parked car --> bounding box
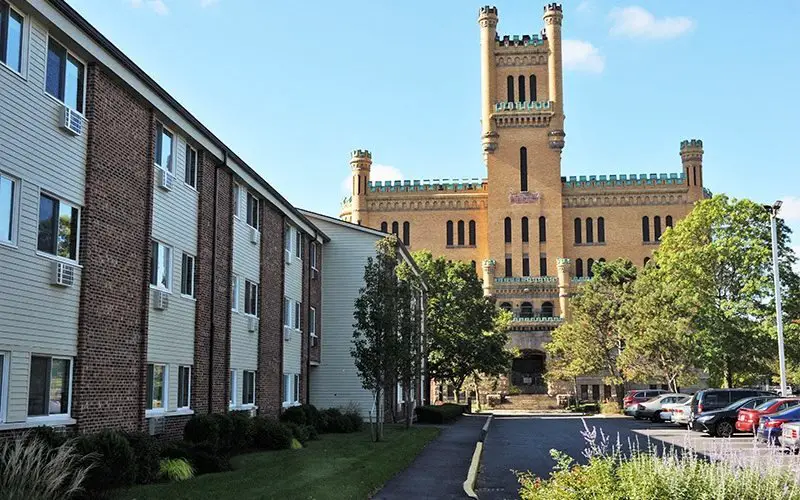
[757,406,800,445]
[690,395,774,437]
[633,394,691,422]
[669,400,692,426]
[688,389,775,427]
[779,421,800,452]
[736,398,800,434]
[623,389,667,409]
[658,398,691,422]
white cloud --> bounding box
[129,0,168,15]
[340,164,405,195]
[576,1,593,14]
[779,196,800,222]
[563,40,605,73]
[200,0,219,7]
[609,6,694,39]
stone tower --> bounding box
[680,139,705,202]
[349,149,372,226]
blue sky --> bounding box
[68,0,799,255]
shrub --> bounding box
[228,411,254,451]
[159,458,195,482]
[301,404,321,430]
[600,401,621,415]
[290,438,303,450]
[251,417,293,450]
[284,422,310,444]
[75,429,136,493]
[25,425,68,450]
[124,432,162,485]
[318,408,342,433]
[0,434,93,500]
[161,441,231,475]
[183,414,220,447]
[303,424,319,441]
[414,403,463,424]
[280,406,307,426]
[343,409,363,432]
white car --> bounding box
[634,393,691,422]
[658,398,689,422]
[665,400,691,426]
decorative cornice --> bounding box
[367,197,488,212]
[563,192,687,208]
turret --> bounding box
[349,149,372,226]
[482,258,497,297]
[557,257,571,321]
[478,6,499,158]
[680,139,704,201]
[543,3,565,151]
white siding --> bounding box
[0,15,88,425]
[283,226,303,378]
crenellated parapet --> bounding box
[368,178,488,194]
[562,172,686,189]
[495,33,547,47]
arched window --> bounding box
[587,258,595,278]
[507,75,514,102]
[654,216,662,241]
[521,217,529,243]
[402,221,410,246]
[597,217,605,243]
[575,258,584,278]
[518,75,526,102]
[574,218,582,244]
[644,257,651,267]
[519,147,528,192]
[541,301,554,317]
[391,221,399,236]
[586,217,594,244]
[504,217,512,243]
[468,220,476,246]
[642,216,650,242]
[380,222,388,233]
[522,255,530,276]
[693,166,697,186]
[666,215,673,229]
[446,221,453,246]
[520,302,533,317]
[457,220,465,246]
[540,256,547,277]
[529,74,537,101]
[539,216,546,242]
[500,302,512,312]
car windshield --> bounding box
[755,399,780,411]
[723,397,756,411]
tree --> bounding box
[546,259,637,405]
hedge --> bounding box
[414,403,463,424]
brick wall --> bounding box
[309,240,322,365]
[257,203,284,417]
[73,64,153,433]
[300,236,310,403]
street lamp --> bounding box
[764,200,786,396]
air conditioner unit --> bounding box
[59,105,83,136]
[51,261,76,287]
[248,316,258,332]
[283,326,292,341]
[152,290,169,310]
[148,416,165,436]
[250,226,259,245]
[158,168,174,191]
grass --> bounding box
[117,425,439,500]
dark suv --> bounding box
[688,389,776,427]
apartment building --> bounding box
[0,0,326,438]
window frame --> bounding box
[177,365,191,410]
[44,35,85,113]
[0,352,7,423]
[0,1,25,75]
[145,363,168,414]
[184,144,198,189]
[180,253,196,298]
[150,240,173,292]
[310,242,318,271]
[309,306,317,338]
[244,279,259,317]
[36,191,80,263]
[246,191,260,230]
[242,370,256,406]
[0,171,19,247]
[293,374,300,403]
[229,369,237,408]
[283,374,292,406]
[295,230,302,259]
[232,183,241,218]
[293,300,301,331]
[284,226,292,263]
[231,274,240,312]
[27,355,73,420]
[154,122,175,173]
[284,297,292,328]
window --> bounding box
[504,217,511,243]
[457,220,465,246]
[232,184,241,218]
[666,215,673,229]
[145,363,166,411]
[380,222,388,233]
[446,221,453,246]
[309,307,317,340]
[540,256,547,277]
[293,374,300,403]
[521,302,533,317]
[244,280,259,317]
[519,147,528,191]
[521,217,529,243]
[246,192,259,230]
[586,218,593,244]
[150,241,172,291]
[284,298,291,328]
[506,75,514,102]
[28,356,71,417]
[177,366,191,409]
[180,253,195,298]
[538,216,546,242]
[283,374,293,405]
[231,275,240,311]
[229,369,237,407]
[587,258,595,278]
[573,218,582,244]
[1,1,23,73]
[541,301,554,317]
[597,217,605,243]
[38,193,79,260]
[184,145,197,188]
[0,173,16,244]
[310,242,319,271]
[500,302,512,312]
[522,255,530,277]
[294,301,301,330]
[243,370,255,406]
[504,257,512,277]
[642,216,650,242]
[529,74,537,101]
[518,75,526,102]
[644,257,651,267]
[295,230,302,259]
[402,221,410,246]
[468,221,476,246]
[391,221,399,236]
[575,258,584,278]
[45,37,84,113]
[654,216,662,240]
[154,123,174,172]
[284,226,292,261]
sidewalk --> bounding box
[373,414,488,500]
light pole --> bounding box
[765,200,786,396]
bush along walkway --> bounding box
[373,414,488,500]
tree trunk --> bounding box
[474,374,482,411]
[616,384,625,409]
[724,358,733,388]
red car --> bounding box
[735,398,800,434]
[623,389,667,409]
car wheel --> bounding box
[650,413,660,423]
[717,421,734,438]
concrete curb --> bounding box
[463,414,493,499]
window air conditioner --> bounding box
[60,105,84,136]
[158,168,174,191]
[152,290,169,310]
[250,226,259,244]
[51,261,76,287]
[248,316,258,332]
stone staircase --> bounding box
[493,393,562,411]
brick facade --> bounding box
[309,240,323,366]
[73,64,154,433]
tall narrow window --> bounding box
[468,220,476,246]
[177,366,191,409]
[518,75,526,102]
[504,217,511,243]
[231,275,240,312]
[519,147,528,192]
[243,370,256,406]
[597,217,605,243]
[232,184,241,218]
[539,255,547,277]
[0,174,15,244]
[574,218,582,244]
[145,363,166,411]
[507,75,514,102]
[446,221,453,246]
[693,166,697,186]
[380,221,388,233]
[587,258,595,278]
[654,216,662,240]
[1,2,23,73]
[184,145,197,188]
[642,216,650,242]
[586,217,594,244]
[244,280,259,317]
[457,220,465,246]
[521,217,529,243]
[155,123,174,172]
[402,221,410,246]
[529,74,537,101]
[538,216,546,242]
[45,37,84,113]
[666,215,673,229]
[181,253,196,298]
[522,255,530,277]
[150,241,172,291]
[28,356,71,417]
[505,257,512,277]
[575,258,584,278]
[520,302,533,317]
[391,221,399,236]
[246,192,260,230]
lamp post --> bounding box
[765,200,786,396]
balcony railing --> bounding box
[495,276,557,284]
[510,315,564,324]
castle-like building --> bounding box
[340,3,707,398]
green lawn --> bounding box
[118,426,440,500]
